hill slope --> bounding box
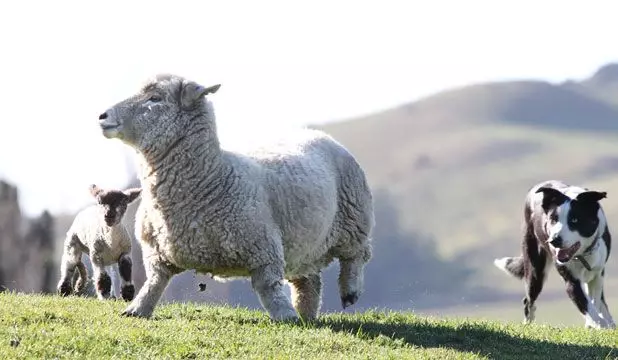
[0,293,615,359]
[317,63,618,316]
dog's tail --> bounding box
[493,256,525,279]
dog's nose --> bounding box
[99,112,108,120]
[549,236,563,247]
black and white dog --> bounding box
[494,180,614,329]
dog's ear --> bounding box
[536,187,570,212]
[576,191,607,204]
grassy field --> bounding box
[0,293,615,359]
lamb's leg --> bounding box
[122,251,175,318]
[118,252,135,302]
[57,236,82,296]
[338,244,371,309]
[73,262,88,294]
[288,273,322,321]
[90,252,112,300]
[251,263,298,321]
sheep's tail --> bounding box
[493,256,525,279]
[73,262,88,293]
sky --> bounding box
[1,0,618,217]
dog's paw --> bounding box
[584,319,603,329]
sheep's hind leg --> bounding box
[288,273,322,321]
[251,263,298,321]
[122,253,175,318]
[338,244,371,309]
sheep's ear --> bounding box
[124,188,142,203]
[180,81,220,109]
[89,184,104,201]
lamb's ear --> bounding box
[536,187,569,212]
[180,81,221,109]
[89,184,104,200]
[124,188,142,203]
[576,191,607,203]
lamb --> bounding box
[57,184,141,301]
[96,74,375,321]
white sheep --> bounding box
[97,74,374,321]
[57,184,141,301]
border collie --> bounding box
[494,180,614,329]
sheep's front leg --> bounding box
[251,263,298,321]
[289,273,322,321]
[118,253,135,301]
[122,254,174,318]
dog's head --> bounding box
[535,186,607,265]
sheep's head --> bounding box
[90,184,142,227]
[97,74,221,152]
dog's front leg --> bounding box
[588,273,615,329]
[562,274,605,329]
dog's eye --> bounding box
[570,217,578,224]
[550,213,558,222]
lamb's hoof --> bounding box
[341,293,359,309]
[58,283,72,297]
[121,285,135,302]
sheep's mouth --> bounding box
[100,124,120,130]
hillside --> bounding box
[0,293,615,359]
[316,63,618,320]
[19,62,618,329]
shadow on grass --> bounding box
[311,316,615,360]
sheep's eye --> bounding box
[148,94,163,103]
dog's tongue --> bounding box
[556,242,581,263]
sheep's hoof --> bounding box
[271,314,299,324]
[341,293,359,309]
[269,308,299,323]
[121,309,151,318]
[121,304,153,319]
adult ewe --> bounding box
[97,74,374,321]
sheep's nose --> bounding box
[99,112,108,120]
[549,236,563,247]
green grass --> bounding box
[0,293,616,359]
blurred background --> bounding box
[1,0,618,327]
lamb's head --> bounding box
[98,74,221,152]
[90,184,142,227]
